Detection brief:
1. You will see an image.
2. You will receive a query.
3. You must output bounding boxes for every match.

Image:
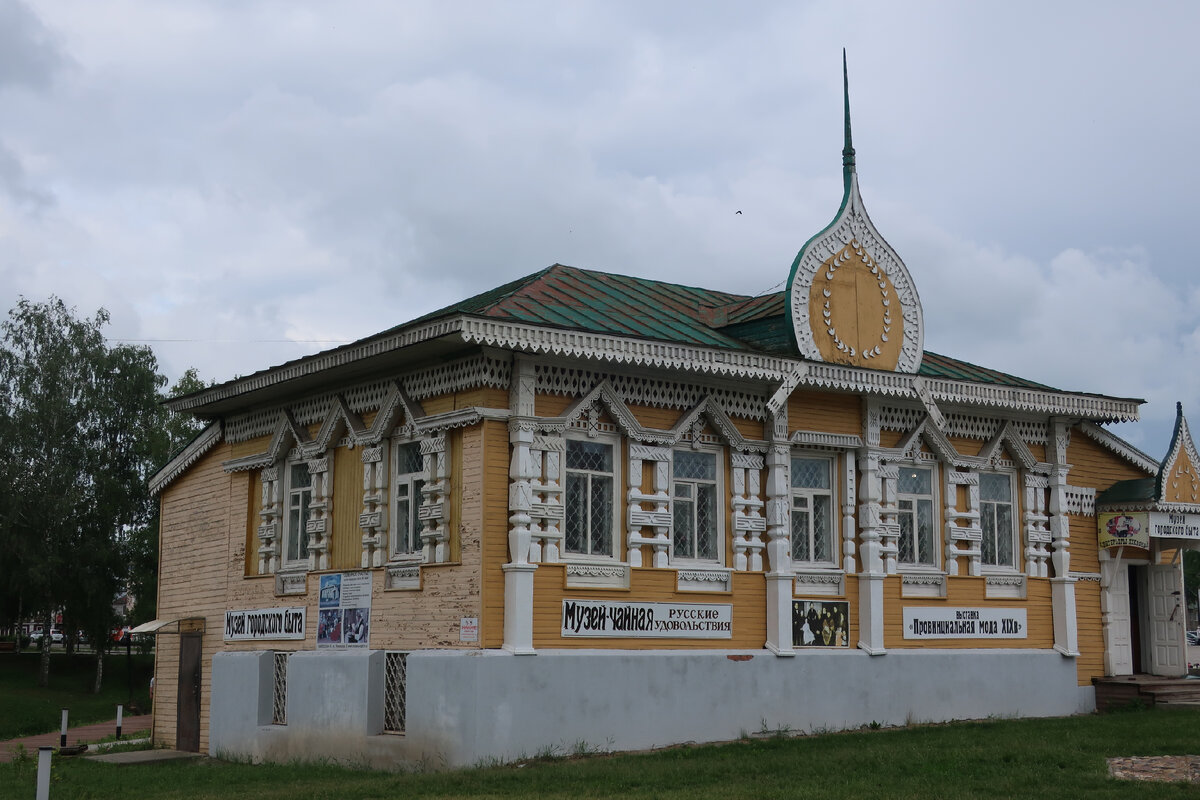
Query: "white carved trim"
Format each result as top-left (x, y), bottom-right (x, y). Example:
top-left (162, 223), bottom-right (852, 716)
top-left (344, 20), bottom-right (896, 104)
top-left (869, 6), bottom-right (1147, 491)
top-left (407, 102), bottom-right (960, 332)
top-left (787, 175), bottom-right (924, 373)
top-left (788, 430), bottom-right (863, 450)
top-left (384, 562), bottom-right (422, 591)
top-left (985, 574), bottom-right (1027, 600)
top-left (900, 573), bottom-right (947, 598)
top-left (274, 571), bottom-right (306, 597)
top-left (1078, 422), bottom-right (1158, 474)
top-left (793, 571), bottom-right (845, 597)
top-left (149, 422), bottom-right (223, 495)
top-left (676, 568), bottom-right (733, 592)
top-left (565, 562), bottom-right (631, 589)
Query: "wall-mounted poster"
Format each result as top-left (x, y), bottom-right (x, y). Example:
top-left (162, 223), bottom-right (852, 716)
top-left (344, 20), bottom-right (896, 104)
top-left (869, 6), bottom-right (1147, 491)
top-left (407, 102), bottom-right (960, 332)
top-left (1097, 511), bottom-right (1150, 549)
top-left (317, 572), bottom-right (372, 649)
top-left (792, 600), bottom-right (850, 647)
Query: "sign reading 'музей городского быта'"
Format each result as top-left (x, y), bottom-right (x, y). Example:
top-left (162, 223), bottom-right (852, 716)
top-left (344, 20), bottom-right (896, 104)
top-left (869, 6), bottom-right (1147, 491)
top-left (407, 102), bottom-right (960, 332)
top-left (561, 599), bottom-right (732, 638)
top-left (903, 607), bottom-right (1027, 640)
top-left (224, 607), bottom-right (306, 641)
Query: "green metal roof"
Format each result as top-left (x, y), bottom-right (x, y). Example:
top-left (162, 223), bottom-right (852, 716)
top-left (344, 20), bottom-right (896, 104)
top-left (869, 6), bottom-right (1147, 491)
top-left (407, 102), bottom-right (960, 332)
top-left (408, 264), bottom-right (1075, 393)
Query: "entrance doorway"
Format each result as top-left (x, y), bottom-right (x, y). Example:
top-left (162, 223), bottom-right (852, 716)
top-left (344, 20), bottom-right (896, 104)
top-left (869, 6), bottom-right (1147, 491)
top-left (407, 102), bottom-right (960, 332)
top-left (177, 633), bottom-right (202, 752)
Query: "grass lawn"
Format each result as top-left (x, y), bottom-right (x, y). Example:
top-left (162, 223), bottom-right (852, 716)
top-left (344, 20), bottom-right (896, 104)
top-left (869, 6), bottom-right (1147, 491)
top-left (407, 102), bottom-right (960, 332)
top-left (0, 651), bottom-right (154, 739)
top-left (3, 707), bottom-right (1200, 799)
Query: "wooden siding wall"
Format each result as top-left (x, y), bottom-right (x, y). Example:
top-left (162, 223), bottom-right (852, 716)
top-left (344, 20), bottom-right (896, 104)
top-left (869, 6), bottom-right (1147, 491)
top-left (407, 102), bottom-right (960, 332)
top-left (154, 444), bottom-right (241, 752)
top-left (788, 390), bottom-right (860, 435)
top-left (330, 444), bottom-right (363, 570)
top-left (481, 419), bottom-right (510, 648)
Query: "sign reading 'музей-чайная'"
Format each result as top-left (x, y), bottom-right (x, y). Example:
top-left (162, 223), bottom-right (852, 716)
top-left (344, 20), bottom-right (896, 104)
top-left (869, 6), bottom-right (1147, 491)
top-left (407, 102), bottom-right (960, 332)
top-left (561, 599), bottom-right (732, 638)
top-left (903, 607), bottom-right (1027, 640)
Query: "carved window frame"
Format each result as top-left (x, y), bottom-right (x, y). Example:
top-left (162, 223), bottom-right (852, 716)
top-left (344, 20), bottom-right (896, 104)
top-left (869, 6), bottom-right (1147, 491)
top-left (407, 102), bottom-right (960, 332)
top-left (670, 445), bottom-right (726, 567)
top-left (281, 454), bottom-right (313, 571)
top-left (390, 438), bottom-right (426, 562)
top-left (789, 451), bottom-right (839, 570)
top-left (895, 462), bottom-right (939, 570)
top-left (562, 431), bottom-right (622, 562)
top-left (978, 470), bottom-right (1020, 573)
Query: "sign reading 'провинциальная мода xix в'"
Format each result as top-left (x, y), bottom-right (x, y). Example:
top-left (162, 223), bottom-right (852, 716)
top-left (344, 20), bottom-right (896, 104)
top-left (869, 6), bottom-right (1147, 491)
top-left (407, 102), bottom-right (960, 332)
top-left (903, 607), bottom-right (1026, 640)
top-left (561, 599), bottom-right (732, 638)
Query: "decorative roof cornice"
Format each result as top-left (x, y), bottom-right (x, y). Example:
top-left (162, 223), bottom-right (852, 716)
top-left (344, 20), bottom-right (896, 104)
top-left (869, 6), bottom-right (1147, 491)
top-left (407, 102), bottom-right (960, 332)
top-left (149, 422), bottom-right (223, 496)
top-left (1078, 422), bottom-right (1159, 474)
top-left (458, 317), bottom-right (790, 379)
top-left (170, 308), bottom-right (1141, 427)
top-left (167, 316), bottom-right (465, 414)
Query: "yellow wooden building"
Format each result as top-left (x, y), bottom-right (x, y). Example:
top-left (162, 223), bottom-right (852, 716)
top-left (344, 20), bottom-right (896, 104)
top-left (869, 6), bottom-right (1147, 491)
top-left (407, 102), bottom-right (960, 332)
top-left (142, 72), bottom-right (1193, 766)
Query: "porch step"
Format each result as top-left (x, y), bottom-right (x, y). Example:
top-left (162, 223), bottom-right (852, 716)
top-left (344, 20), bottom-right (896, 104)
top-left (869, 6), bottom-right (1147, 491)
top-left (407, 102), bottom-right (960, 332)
top-left (1093, 675), bottom-right (1200, 711)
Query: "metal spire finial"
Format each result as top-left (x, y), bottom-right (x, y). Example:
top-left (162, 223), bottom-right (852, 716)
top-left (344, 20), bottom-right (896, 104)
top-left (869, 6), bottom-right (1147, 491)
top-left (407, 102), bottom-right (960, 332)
top-left (842, 49), bottom-right (855, 181)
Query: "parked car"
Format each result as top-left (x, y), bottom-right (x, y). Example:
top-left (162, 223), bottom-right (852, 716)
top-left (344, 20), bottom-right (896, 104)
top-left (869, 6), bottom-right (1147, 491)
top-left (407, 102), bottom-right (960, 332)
top-left (29, 628), bottom-right (64, 645)
top-left (1187, 629), bottom-right (1199, 646)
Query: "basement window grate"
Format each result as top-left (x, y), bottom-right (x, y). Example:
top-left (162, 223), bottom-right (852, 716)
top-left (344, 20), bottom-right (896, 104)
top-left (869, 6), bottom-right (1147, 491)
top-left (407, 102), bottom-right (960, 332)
top-left (272, 652), bottom-right (289, 725)
top-left (383, 652), bottom-right (408, 733)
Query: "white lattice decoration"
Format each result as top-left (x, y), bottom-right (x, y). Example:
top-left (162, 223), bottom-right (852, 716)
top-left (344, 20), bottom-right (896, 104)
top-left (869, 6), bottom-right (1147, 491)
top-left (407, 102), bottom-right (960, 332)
top-left (877, 406), bottom-right (925, 433)
top-left (877, 463), bottom-right (900, 574)
top-left (626, 444), bottom-right (671, 567)
top-left (305, 457), bottom-right (333, 571)
top-left (943, 470), bottom-right (982, 576)
top-left (225, 353), bottom-right (511, 443)
top-left (359, 445), bottom-right (388, 568)
top-left (419, 435), bottom-right (451, 563)
top-left (405, 352), bottom-right (511, 401)
top-left (1023, 474), bottom-right (1051, 578)
top-left (1064, 485), bottom-right (1096, 516)
top-left (535, 364), bottom-right (767, 420)
top-left (529, 435), bottom-right (565, 563)
top-left (257, 466), bottom-right (282, 574)
top-left (730, 453), bottom-right (765, 571)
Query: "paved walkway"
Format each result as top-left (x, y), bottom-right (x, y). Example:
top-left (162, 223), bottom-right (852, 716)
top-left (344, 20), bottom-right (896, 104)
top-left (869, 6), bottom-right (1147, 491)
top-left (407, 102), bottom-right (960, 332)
top-left (0, 715), bottom-right (152, 763)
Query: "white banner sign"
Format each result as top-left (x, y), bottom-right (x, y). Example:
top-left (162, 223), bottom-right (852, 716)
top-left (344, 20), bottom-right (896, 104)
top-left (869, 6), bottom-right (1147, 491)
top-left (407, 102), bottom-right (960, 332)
top-left (561, 599), bottom-right (732, 638)
top-left (224, 607), bottom-right (306, 641)
top-left (1149, 511), bottom-right (1200, 540)
top-left (903, 607), bottom-right (1027, 640)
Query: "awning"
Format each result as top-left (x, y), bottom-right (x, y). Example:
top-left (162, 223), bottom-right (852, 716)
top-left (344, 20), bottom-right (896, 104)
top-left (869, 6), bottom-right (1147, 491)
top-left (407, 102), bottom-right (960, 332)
top-left (130, 617), bottom-right (206, 635)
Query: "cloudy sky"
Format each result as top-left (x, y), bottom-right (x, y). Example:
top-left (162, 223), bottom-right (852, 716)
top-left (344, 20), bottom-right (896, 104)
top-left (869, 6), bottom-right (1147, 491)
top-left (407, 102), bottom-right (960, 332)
top-left (1, 1), bottom-right (1198, 457)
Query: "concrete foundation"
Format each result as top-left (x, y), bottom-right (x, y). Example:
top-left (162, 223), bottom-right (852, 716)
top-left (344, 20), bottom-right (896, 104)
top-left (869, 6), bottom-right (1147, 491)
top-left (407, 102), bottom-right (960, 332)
top-left (210, 647), bottom-right (1094, 769)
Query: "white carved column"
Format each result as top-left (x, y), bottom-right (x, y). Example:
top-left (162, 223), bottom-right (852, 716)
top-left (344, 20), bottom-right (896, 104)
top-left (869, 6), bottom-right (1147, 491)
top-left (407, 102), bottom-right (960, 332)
top-left (626, 444), bottom-right (671, 567)
top-left (856, 399), bottom-right (886, 655)
top-left (306, 457), bottom-right (332, 571)
top-left (257, 466), bottom-right (282, 574)
top-left (764, 409), bottom-right (794, 656)
top-left (419, 434), bottom-right (450, 563)
top-left (842, 450), bottom-right (857, 573)
top-left (731, 453), bottom-right (765, 571)
top-left (1023, 474), bottom-right (1051, 578)
top-left (503, 357), bottom-right (538, 654)
top-left (943, 471), bottom-right (981, 576)
top-left (1048, 419), bottom-right (1079, 657)
top-left (878, 463), bottom-right (900, 575)
top-left (359, 445), bottom-right (388, 568)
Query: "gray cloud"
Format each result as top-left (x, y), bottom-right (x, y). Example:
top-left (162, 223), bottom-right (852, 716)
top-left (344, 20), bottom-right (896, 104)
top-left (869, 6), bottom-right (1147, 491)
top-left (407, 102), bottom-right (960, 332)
top-left (0, 0), bottom-right (67, 91)
top-left (2, 0), bottom-right (1198, 458)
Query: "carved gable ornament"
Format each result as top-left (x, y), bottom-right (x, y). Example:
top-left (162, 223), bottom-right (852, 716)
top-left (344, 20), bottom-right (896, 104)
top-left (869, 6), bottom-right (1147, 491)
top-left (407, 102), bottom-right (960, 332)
top-left (786, 57), bottom-right (924, 374)
top-left (1158, 402), bottom-right (1200, 505)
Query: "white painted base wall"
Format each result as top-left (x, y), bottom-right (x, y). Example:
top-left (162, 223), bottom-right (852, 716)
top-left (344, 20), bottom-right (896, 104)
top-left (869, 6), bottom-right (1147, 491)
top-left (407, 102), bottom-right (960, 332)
top-left (209, 648), bottom-right (1094, 769)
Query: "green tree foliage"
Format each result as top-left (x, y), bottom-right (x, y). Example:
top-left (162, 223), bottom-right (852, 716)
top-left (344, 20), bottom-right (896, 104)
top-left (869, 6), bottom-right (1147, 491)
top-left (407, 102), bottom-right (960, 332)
top-left (127, 368), bottom-right (212, 627)
top-left (0, 298), bottom-right (166, 688)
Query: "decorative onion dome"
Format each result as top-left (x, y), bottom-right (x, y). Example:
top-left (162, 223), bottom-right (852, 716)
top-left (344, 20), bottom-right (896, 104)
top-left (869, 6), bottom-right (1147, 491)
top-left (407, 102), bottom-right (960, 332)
top-left (787, 52), bottom-right (924, 373)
